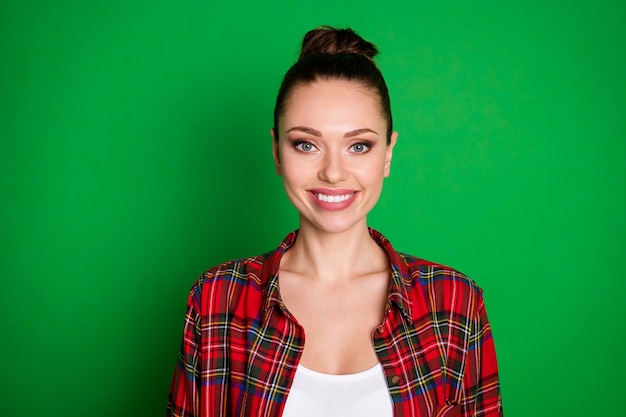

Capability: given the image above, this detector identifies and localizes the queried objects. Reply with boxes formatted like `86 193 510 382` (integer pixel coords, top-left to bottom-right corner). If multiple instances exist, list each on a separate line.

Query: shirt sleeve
463 297 503 416
166 290 201 417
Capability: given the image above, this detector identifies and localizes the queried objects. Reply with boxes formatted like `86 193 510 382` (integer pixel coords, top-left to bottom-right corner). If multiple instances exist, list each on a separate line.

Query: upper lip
309 188 357 196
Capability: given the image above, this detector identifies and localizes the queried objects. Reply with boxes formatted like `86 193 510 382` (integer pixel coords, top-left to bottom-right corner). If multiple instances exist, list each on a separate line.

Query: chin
300 214 368 235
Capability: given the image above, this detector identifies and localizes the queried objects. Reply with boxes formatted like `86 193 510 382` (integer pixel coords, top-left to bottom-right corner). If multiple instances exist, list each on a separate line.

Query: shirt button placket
377 303 392 336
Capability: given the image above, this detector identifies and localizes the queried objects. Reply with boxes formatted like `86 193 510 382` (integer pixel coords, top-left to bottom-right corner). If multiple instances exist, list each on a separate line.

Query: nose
318 151 348 184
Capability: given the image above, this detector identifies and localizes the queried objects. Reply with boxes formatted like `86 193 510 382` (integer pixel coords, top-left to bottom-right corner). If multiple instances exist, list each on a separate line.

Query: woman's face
272 79 397 234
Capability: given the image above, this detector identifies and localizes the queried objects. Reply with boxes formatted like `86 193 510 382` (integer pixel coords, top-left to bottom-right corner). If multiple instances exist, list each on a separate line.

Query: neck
282 219 387 283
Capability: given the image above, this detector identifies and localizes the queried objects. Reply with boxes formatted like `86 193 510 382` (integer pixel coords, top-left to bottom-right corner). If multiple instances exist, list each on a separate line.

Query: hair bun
299 26 379 59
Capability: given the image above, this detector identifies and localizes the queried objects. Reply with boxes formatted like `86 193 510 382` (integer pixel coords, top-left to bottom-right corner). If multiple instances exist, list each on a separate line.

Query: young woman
167 27 503 417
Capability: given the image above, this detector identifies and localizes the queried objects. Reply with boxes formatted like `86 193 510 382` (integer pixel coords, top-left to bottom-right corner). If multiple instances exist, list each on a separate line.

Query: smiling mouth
314 192 355 203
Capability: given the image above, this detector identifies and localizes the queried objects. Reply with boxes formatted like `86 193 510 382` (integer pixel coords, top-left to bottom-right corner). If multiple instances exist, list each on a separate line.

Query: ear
270 128 282 176
383 131 398 178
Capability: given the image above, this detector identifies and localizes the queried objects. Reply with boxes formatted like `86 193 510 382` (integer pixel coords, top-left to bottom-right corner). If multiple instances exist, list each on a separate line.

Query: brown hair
273 26 393 142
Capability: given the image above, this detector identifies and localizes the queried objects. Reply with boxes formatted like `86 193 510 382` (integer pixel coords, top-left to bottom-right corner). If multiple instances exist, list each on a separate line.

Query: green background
1 1 624 416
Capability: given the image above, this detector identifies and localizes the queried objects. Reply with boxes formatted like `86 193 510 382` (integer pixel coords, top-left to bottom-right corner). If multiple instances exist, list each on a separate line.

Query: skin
271 78 398 375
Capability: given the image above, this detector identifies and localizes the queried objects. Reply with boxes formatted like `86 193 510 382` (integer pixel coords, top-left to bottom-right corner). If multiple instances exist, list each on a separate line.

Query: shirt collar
262 228 414 323
367 228 414 322
262 230 298 321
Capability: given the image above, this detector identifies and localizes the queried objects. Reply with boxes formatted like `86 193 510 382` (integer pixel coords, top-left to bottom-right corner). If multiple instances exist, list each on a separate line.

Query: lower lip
309 192 358 211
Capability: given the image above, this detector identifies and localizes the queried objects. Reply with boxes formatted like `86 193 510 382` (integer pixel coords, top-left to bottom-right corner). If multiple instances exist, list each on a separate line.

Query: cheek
280 157 307 186
354 157 386 181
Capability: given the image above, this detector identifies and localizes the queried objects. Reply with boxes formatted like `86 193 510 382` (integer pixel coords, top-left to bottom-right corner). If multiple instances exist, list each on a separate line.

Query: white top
281 363 394 417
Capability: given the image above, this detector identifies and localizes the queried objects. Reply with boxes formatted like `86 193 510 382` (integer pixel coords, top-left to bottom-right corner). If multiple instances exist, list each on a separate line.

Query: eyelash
293 140 316 152
350 142 371 153
291 140 372 154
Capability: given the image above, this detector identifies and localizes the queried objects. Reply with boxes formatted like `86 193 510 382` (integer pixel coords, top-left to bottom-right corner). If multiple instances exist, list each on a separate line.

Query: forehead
280 79 385 132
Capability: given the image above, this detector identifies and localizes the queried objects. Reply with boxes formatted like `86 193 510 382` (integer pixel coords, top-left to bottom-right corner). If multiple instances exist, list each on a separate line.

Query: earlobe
270 128 282 176
384 131 398 178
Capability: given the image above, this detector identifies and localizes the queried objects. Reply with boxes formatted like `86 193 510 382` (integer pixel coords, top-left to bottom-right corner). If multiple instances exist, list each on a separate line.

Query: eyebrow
344 128 379 138
286 126 322 136
285 126 379 137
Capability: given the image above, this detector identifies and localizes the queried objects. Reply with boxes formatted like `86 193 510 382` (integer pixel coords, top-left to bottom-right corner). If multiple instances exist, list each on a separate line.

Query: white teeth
315 193 353 203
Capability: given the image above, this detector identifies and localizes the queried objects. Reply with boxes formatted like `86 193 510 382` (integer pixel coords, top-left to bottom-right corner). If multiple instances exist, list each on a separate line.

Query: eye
294 141 316 152
350 142 371 153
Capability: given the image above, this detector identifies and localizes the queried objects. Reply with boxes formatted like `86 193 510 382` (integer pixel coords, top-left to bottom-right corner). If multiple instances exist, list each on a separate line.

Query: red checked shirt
167 229 503 417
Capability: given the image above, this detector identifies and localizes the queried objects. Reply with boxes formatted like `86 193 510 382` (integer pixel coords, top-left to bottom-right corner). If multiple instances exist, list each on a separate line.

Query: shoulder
369 228 485 314
186 252 273 314
397 252 485 315
398 252 483 293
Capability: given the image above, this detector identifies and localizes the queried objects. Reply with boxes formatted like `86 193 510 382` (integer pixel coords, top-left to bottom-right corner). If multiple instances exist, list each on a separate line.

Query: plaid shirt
167 229 503 417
